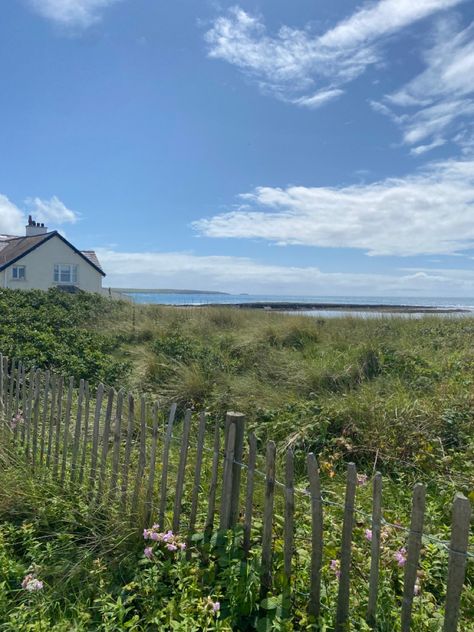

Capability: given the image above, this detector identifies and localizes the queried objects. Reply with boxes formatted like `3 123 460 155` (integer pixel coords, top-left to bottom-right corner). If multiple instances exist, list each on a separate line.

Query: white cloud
0 194 78 236
0 195 25 236
205 1 465 107
194 159 474 257
374 20 474 151
98 246 474 296
26 196 79 225
28 0 120 28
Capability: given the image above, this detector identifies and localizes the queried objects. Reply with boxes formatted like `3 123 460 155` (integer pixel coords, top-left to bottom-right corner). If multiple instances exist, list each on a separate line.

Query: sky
1 0 474 296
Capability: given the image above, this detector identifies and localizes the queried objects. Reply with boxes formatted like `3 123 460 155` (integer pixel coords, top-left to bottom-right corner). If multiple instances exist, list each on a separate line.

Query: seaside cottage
0 216 105 293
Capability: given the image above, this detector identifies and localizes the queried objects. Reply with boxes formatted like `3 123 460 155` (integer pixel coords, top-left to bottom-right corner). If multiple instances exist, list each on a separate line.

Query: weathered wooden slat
38 370 50 465
70 379 85 482
401 484 426 631
158 403 177 529
31 370 41 470
443 493 472 632
96 387 115 500
60 377 74 484
120 394 135 510
45 374 57 467
219 421 236 531
14 361 22 418
243 432 257 557
401 483 426 632
24 367 35 455
188 411 207 548
283 449 295 614
205 420 221 539
308 453 323 620
0 354 4 423
109 389 124 501
144 404 160 525
52 376 64 478
131 396 147 517
78 382 90 485
228 412 246 528
335 463 357 632
88 383 104 492
7 357 16 422
367 472 383 627
260 440 276 599
13 363 23 443
284 450 295 581
172 409 193 533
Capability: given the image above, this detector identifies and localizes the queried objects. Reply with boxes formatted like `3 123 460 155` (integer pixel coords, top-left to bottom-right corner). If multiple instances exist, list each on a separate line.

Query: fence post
308 453 323 620
335 463 357 632
367 472 383 627
401 483 426 632
228 412 246 528
260 440 276 600
443 494 472 632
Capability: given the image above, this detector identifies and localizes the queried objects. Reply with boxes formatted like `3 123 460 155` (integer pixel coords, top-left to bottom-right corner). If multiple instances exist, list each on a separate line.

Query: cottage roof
0 231 105 276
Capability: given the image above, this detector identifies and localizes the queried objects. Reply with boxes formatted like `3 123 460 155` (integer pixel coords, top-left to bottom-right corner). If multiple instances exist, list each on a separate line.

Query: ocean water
122 292 474 316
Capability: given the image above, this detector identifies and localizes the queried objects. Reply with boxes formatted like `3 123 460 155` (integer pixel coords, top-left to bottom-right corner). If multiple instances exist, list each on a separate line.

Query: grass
0 292 473 630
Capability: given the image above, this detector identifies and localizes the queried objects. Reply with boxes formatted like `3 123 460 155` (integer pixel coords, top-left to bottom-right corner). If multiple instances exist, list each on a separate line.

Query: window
12 266 26 280
54 264 78 284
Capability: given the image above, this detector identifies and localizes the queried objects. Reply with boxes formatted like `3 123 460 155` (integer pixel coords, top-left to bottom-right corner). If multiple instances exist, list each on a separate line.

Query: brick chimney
26 215 48 237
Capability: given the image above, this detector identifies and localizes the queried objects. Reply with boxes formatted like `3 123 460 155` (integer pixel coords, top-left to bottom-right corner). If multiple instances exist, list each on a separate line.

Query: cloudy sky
1 0 474 295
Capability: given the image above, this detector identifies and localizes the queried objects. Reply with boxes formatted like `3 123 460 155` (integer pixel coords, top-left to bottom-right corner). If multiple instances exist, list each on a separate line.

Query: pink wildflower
144 547 153 559
394 547 407 567
162 530 173 543
166 543 178 551
330 559 341 579
365 529 373 542
150 531 159 541
204 597 220 615
22 574 43 592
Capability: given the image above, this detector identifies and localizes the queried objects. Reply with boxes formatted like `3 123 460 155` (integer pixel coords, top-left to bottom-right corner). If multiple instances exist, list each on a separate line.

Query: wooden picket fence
0 354 472 631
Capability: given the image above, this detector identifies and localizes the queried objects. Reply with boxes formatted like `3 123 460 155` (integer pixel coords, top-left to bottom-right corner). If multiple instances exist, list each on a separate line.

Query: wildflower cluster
143 525 186 557
203 596 220 615
10 411 24 430
21 573 43 592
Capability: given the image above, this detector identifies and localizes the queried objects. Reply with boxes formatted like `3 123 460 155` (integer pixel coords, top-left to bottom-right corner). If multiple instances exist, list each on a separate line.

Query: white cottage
0 216 105 293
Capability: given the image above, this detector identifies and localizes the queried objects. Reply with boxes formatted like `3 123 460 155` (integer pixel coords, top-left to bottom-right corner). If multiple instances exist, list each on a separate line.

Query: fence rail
0 354 472 631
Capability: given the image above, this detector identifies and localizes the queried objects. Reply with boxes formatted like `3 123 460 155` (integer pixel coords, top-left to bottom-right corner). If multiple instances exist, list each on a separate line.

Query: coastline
191 302 471 314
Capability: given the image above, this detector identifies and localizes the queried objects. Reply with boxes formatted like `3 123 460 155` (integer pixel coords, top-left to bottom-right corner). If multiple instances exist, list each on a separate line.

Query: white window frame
11 265 26 281
54 264 78 285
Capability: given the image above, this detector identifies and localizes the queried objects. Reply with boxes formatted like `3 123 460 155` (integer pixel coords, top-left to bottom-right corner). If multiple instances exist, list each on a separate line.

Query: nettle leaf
260 595 282 610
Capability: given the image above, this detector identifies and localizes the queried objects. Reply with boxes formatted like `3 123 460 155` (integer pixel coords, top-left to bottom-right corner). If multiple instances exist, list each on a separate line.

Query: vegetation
0 290 473 630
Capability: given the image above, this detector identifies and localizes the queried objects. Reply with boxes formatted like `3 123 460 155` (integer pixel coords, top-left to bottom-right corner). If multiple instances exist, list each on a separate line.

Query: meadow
0 289 472 630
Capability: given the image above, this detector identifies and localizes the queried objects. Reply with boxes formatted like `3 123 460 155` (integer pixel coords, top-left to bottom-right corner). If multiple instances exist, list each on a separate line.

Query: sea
121 293 474 319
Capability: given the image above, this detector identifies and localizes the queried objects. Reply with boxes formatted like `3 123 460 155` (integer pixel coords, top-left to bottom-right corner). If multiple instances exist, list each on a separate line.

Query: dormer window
12 265 26 280
54 264 78 284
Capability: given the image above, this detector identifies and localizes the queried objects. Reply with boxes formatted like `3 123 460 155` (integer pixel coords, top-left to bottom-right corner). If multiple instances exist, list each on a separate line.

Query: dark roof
0 231 105 276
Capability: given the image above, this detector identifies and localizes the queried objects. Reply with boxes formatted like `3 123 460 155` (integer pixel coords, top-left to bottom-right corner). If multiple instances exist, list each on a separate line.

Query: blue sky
1 0 474 295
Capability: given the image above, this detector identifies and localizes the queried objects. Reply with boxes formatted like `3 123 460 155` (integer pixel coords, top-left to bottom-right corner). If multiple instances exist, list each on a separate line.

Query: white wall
2 235 103 293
